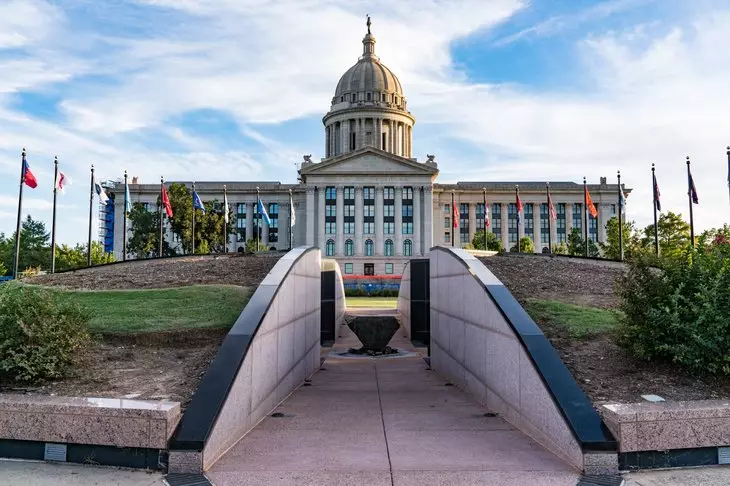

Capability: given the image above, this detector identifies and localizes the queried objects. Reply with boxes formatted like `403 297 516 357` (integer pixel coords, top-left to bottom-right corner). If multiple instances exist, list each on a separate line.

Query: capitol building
104 21 629 276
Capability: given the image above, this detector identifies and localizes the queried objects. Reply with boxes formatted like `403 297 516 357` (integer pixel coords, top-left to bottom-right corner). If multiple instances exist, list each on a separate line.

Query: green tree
698 224 730 249
0 261 6 276
641 211 691 258
167 183 229 254
601 217 645 260
55 241 116 271
566 228 599 257
471 230 503 251
510 236 535 253
552 242 568 254
127 202 176 258
1 216 51 273
245 238 268 253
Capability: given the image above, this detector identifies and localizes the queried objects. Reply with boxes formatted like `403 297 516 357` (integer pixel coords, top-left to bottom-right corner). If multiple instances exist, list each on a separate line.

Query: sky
1 0 729 245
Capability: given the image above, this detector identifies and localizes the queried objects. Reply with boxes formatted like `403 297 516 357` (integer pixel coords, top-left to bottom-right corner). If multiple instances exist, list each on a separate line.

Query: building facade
103 21 630 276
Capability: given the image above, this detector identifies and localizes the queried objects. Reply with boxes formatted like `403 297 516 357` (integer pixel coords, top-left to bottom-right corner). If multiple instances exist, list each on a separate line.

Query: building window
385 263 394 275
384 205 394 217
573 204 583 232
268 203 279 243
364 186 375 236
385 239 394 256
325 186 336 235
524 203 534 243
610 204 616 215
384 187 394 199
557 203 566 243
344 186 355 199
363 221 374 234
340 96 344 102
345 239 354 256
344 263 353 274
325 222 336 234
381 93 386 102
491 203 501 238
384 221 394 234
325 186 336 199
476 203 486 230
363 205 375 217
444 232 451 243
508 203 519 244
443 204 450 213
540 203 550 245
403 187 413 199
344 205 355 217
589 208 599 242
325 239 335 256
402 222 413 234
366 92 371 101
444 217 450 228
404 239 412 256
350 132 356 150
236 207 246 242
364 263 374 276
142 202 151 212
344 222 355 234
382 133 387 150
351 93 356 102
460 203 469 244
365 239 374 256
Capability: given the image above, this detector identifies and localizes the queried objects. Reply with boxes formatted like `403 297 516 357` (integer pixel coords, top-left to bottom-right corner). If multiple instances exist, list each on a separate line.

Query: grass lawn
347 296 398 309
65 285 254 333
523 299 621 339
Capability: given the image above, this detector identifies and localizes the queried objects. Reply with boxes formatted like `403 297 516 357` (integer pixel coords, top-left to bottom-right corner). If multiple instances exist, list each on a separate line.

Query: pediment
300 148 438 176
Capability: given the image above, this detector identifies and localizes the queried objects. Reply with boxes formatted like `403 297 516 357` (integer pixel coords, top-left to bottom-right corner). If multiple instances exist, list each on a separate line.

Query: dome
330 19 406 110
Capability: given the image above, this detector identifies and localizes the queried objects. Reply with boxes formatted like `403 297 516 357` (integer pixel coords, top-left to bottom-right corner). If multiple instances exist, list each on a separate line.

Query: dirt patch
26 253 281 290
479 253 730 403
5 254 283 406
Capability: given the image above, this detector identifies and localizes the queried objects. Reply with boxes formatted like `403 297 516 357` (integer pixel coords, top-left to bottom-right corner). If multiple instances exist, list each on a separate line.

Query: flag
688 170 699 204
193 190 206 214
516 192 523 224
223 190 229 224
161 186 173 218
54 171 71 194
484 203 490 227
289 192 296 226
547 191 557 220
653 173 661 211
124 181 131 213
93 175 109 204
258 197 271 225
619 191 627 214
452 202 459 228
585 186 598 218
22 155 37 189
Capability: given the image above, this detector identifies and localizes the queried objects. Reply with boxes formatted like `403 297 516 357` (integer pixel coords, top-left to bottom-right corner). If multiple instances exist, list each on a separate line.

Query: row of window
339 92 403 105
343 262 395 275
235 203 280 243
325 239 413 257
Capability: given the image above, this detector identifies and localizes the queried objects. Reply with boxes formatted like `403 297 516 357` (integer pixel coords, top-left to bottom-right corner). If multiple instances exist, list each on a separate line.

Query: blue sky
1 0 729 245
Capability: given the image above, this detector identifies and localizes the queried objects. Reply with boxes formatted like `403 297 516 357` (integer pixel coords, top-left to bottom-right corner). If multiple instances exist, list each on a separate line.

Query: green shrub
0 284 91 383
616 243 730 375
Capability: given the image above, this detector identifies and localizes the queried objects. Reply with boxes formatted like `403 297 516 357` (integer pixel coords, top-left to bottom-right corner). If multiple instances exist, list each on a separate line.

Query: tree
55 242 116 271
510 236 535 253
1 216 51 273
127 202 176 258
166 183 229 254
552 242 568 255
698 224 730 249
641 211 691 259
0 261 6 277
566 228 599 257
601 217 644 260
471 230 503 251
245 238 268 253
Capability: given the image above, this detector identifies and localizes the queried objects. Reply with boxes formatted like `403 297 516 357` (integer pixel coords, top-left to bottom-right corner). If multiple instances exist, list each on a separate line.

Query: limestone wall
396 260 412 339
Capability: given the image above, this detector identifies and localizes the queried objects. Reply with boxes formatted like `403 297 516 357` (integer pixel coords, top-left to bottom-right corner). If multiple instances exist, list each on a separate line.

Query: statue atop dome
366 14 371 34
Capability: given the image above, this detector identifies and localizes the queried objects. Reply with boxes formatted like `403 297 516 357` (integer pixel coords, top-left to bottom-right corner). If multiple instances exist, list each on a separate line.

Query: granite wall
429 246 616 474
396 260 412 339
169 247 322 473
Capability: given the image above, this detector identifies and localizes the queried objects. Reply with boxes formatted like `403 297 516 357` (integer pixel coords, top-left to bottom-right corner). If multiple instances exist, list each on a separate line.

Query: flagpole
726 146 730 204
192 182 196 255
686 156 695 248
256 187 260 252
50 156 59 273
159 177 164 258
123 170 128 261
12 148 27 278
546 183 552 254
652 164 659 257
482 187 487 251
617 170 624 262
583 177 588 257
515 184 522 253
223 185 228 253
289 188 294 250
87 165 94 267
451 190 455 248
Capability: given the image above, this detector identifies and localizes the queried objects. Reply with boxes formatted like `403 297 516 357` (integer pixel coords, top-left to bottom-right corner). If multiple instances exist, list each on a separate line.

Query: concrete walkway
207 325 580 485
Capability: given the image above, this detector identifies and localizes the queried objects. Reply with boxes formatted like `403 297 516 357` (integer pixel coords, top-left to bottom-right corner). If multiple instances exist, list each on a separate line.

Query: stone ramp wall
429 246 617 475
396 260 412 339
169 247 321 473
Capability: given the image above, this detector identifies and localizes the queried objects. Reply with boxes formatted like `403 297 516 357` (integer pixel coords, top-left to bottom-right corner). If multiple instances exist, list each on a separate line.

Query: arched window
326 239 335 256
345 239 354 256
365 239 374 256
385 239 394 256
404 239 412 257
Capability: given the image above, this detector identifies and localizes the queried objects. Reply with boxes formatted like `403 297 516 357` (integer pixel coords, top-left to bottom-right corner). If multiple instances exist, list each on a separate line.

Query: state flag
193 190 206 214
161 186 173 218
55 171 71 194
22 155 37 189
585 186 598 218
93 174 109 204
258 197 271 225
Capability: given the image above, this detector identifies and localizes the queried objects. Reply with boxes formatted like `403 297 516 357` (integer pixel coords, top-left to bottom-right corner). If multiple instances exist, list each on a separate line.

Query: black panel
619 448 718 471
321 270 336 345
169 248 317 451
0 438 44 461
410 259 430 349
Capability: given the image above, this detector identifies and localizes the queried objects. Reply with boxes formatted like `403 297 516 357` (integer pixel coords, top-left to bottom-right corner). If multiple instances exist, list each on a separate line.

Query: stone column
305 188 315 246
501 203 509 250
318 188 326 252
390 120 395 155
533 204 541 251
566 203 574 234
246 200 254 245
413 186 422 256
335 185 344 255
355 185 364 255
424 188 433 253
468 202 476 246
341 119 348 154
598 204 607 243
395 187 403 255
375 186 384 255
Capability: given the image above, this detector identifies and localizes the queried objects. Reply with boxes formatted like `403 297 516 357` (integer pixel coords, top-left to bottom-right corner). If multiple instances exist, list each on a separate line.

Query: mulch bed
25 253 281 290
479 254 730 403
3 254 283 407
